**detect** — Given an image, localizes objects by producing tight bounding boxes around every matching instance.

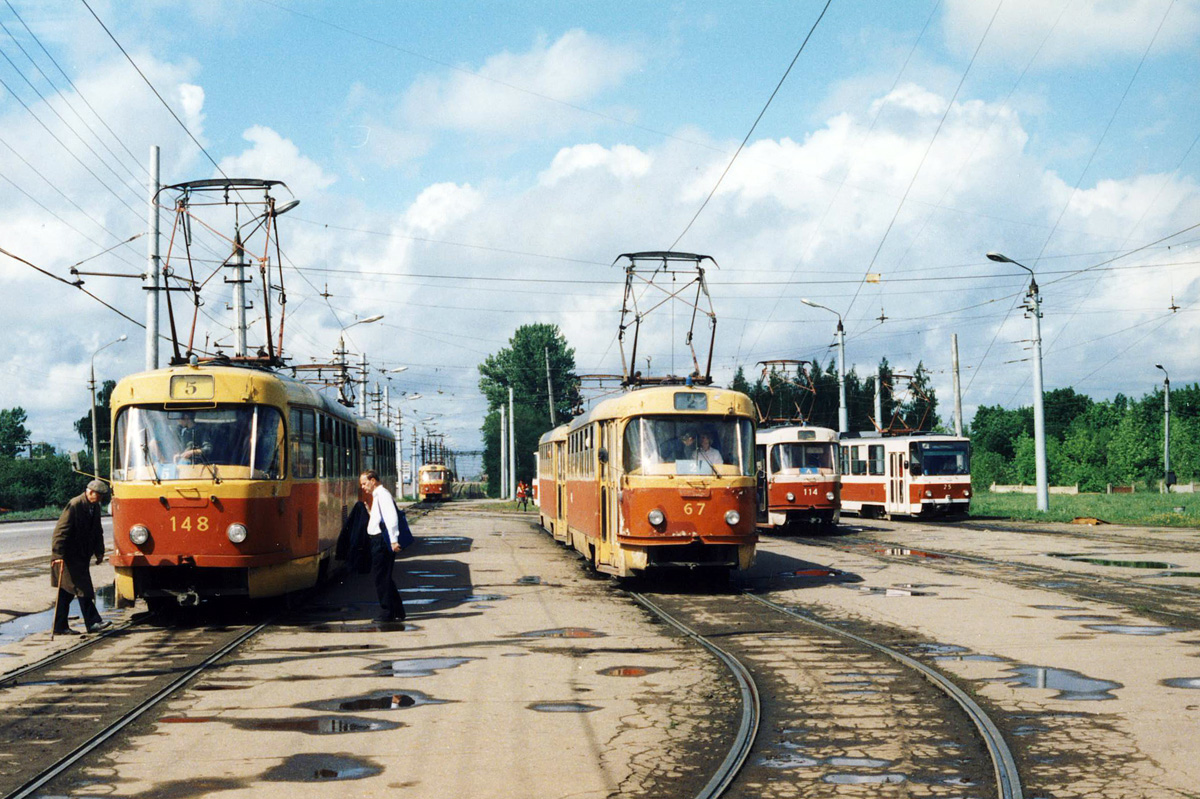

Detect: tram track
[629,587,1021,798]
[0,619,267,799]
[789,527,1200,628]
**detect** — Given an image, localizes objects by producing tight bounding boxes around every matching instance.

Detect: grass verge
[970,491,1198,527]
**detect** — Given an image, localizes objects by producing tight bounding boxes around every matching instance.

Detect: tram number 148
[169,515,210,532]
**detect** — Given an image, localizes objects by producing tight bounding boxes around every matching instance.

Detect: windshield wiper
[140,431,160,485]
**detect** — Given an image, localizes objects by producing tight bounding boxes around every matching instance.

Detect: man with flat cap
[50,479,113,635]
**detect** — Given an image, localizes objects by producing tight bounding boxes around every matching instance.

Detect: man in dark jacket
[51,479,112,635]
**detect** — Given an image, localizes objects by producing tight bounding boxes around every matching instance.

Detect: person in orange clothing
[516,480,529,511]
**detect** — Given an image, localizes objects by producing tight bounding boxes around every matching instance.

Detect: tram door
[555,441,567,540]
[755,444,768,523]
[888,451,906,512]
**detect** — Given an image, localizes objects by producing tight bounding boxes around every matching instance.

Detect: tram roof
[756,425,839,445]
[112,364,362,426]
[538,423,571,447]
[567,384,754,432]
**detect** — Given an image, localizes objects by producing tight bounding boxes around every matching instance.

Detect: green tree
[74,379,117,469]
[0,407,30,458]
[478,324,580,497]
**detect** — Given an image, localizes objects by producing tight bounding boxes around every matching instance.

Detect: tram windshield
[112,405,285,482]
[770,442,837,475]
[622,416,754,476]
[422,469,448,482]
[909,440,971,476]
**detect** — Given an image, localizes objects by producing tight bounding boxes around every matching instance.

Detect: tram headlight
[129,525,150,546]
[964,489,971,498]
[226,523,248,544]
[924,489,933,498]
[725,510,741,526]
[786,492,796,502]
[825,491,835,501]
[647,509,665,526]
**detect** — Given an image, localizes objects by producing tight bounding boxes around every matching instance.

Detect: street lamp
[987,251,1049,512]
[335,315,384,410]
[90,334,127,476]
[1155,364,1172,489]
[800,298,848,433]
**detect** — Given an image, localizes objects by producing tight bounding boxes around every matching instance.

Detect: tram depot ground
[2,499,1200,797]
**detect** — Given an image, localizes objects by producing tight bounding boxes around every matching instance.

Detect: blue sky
[1,0,1198,454]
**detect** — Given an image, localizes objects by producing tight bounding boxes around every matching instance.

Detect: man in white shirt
[359,469,405,623]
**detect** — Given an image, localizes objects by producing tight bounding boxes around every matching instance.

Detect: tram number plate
[683,502,706,516]
[170,374,214,400]
[169,515,211,533]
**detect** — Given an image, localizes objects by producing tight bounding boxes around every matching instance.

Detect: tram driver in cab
[172,411,214,464]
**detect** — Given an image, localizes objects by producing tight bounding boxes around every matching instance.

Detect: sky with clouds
[1,0,1198,460]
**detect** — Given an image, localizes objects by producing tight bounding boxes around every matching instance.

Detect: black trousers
[54,588,102,632]
[369,533,405,621]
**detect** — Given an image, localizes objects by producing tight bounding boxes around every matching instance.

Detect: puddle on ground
[1084,624,1183,636]
[1000,665,1122,700]
[598,666,662,677]
[824,773,907,784]
[873,547,944,559]
[0,591,117,644]
[262,753,382,782]
[857,586,933,597]
[1032,605,1082,611]
[377,656,479,677]
[1037,581,1079,589]
[516,575,543,585]
[461,594,508,602]
[1163,677,1200,689]
[778,568,844,578]
[1058,614,1121,622]
[1048,553,1180,569]
[517,628,607,639]
[301,690,446,712]
[234,716,401,734]
[528,701,601,713]
[761,754,821,768]
[262,644,387,654]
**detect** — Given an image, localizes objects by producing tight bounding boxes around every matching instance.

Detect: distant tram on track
[538,384,758,577]
[108,363,396,609]
[755,425,840,532]
[418,463,453,501]
[838,433,971,519]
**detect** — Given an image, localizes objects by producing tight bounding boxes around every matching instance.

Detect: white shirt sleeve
[374,485,400,546]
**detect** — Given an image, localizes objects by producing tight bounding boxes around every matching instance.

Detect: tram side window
[290,408,316,478]
[363,434,375,472]
[868,445,885,476]
[849,446,867,476]
[253,407,284,479]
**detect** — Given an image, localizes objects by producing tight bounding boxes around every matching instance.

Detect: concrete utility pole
[545,346,557,426]
[951,333,964,437]
[359,353,369,416]
[873,371,883,432]
[801,299,847,433]
[231,229,248,357]
[988,252,1049,512]
[499,403,508,499]
[1156,364,1172,489]
[509,386,517,499]
[145,145,160,370]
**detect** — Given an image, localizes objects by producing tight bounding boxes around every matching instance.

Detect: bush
[0,456,88,512]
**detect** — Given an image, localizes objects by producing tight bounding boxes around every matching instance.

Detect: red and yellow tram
[756,425,840,532]
[539,385,757,577]
[417,463,453,501]
[838,433,971,518]
[108,363,396,608]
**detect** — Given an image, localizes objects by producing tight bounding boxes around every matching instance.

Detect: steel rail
[5,622,267,799]
[745,592,1023,799]
[0,619,135,689]
[629,592,759,799]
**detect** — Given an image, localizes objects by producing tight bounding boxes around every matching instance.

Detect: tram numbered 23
[538,385,758,578]
[108,363,397,608]
[838,433,971,519]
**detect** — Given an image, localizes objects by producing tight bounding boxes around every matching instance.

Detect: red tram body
[418,463,453,502]
[108,364,396,607]
[838,433,971,519]
[755,425,840,532]
[538,385,757,577]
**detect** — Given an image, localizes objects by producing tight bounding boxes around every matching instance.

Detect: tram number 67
[169,515,210,533]
[683,502,706,516]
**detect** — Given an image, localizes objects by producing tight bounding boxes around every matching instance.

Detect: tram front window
[770,443,836,475]
[623,416,754,476]
[113,405,285,481]
[909,441,970,476]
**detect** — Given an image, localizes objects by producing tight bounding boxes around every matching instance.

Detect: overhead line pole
[144,145,160,370]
